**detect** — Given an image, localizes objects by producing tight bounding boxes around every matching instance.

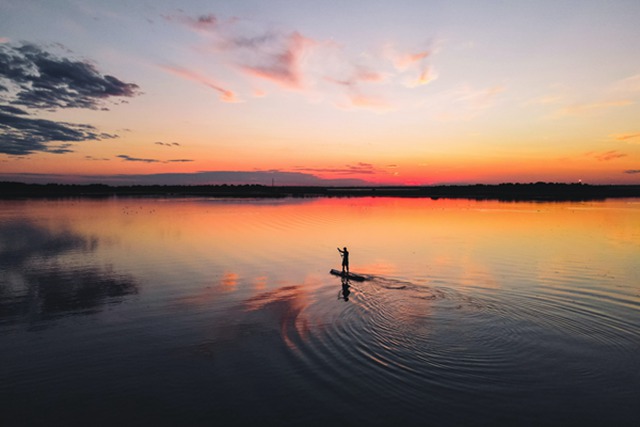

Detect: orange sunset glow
[1,1,640,185]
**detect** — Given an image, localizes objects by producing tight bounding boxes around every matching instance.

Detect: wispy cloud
[610,132,640,143]
[154,141,181,147]
[239,31,313,89]
[624,169,640,174]
[166,12,438,113]
[586,150,628,161]
[612,74,640,94]
[295,162,378,175]
[434,85,506,121]
[160,65,238,102]
[557,100,633,117]
[384,43,437,88]
[117,154,193,163]
[117,154,160,163]
[0,170,370,186]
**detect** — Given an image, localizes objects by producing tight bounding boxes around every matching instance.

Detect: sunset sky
[1,0,639,185]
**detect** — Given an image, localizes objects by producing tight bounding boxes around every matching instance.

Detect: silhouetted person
[340,276,351,301]
[337,246,349,274]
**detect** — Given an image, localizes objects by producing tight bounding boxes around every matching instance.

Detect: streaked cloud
[624,169,640,174]
[166,12,436,112]
[0,108,117,155]
[239,32,313,89]
[0,170,369,186]
[117,154,160,163]
[160,65,238,102]
[434,84,506,121]
[586,150,628,162]
[295,162,378,175]
[557,100,633,117]
[117,154,194,163]
[610,132,640,143]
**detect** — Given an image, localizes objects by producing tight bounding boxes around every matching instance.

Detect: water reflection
[0,220,137,326]
[0,197,638,426]
[0,219,97,266]
[340,277,351,301]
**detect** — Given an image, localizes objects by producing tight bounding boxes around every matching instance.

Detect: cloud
[0,43,140,110]
[160,65,238,102]
[154,141,181,147]
[117,154,193,163]
[403,66,438,88]
[341,92,392,112]
[612,74,640,94]
[0,42,139,155]
[0,110,117,155]
[167,12,436,112]
[0,170,370,186]
[239,31,313,89]
[588,150,628,161]
[624,169,640,174]
[557,100,633,117]
[610,132,640,143]
[295,162,378,175]
[434,85,506,121]
[117,154,160,163]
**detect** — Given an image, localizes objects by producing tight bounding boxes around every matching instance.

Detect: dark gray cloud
[624,169,640,174]
[0,42,140,155]
[0,43,140,110]
[295,162,378,175]
[117,154,160,163]
[154,141,181,147]
[0,110,117,155]
[117,154,193,163]
[0,170,369,186]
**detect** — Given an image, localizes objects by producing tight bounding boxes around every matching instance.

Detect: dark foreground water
[1,197,639,426]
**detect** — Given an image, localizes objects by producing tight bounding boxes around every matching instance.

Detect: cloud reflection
[0,220,137,326]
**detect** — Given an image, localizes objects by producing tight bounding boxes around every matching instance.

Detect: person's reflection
[340,276,351,301]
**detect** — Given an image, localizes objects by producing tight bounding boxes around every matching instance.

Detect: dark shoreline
[2,181,640,201]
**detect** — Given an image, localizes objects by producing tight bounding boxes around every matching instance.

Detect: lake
[1,196,639,426]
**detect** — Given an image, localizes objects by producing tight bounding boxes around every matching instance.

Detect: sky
[1,0,639,185]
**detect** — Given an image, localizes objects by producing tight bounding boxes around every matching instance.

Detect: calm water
[1,197,639,426]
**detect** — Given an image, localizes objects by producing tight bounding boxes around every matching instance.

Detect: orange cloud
[610,132,640,143]
[385,44,431,71]
[340,92,392,112]
[404,66,438,88]
[160,65,239,102]
[587,150,628,161]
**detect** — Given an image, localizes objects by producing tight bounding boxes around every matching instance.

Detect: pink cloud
[160,65,238,103]
[239,32,313,89]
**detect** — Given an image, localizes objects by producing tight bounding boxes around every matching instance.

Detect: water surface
[1,197,639,426]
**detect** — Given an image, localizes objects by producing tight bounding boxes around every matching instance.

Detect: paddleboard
[330,269,366,281]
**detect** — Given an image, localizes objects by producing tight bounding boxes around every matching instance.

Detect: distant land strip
[2,181,640,201]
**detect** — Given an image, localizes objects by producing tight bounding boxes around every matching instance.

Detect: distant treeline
[1,181,639,201]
